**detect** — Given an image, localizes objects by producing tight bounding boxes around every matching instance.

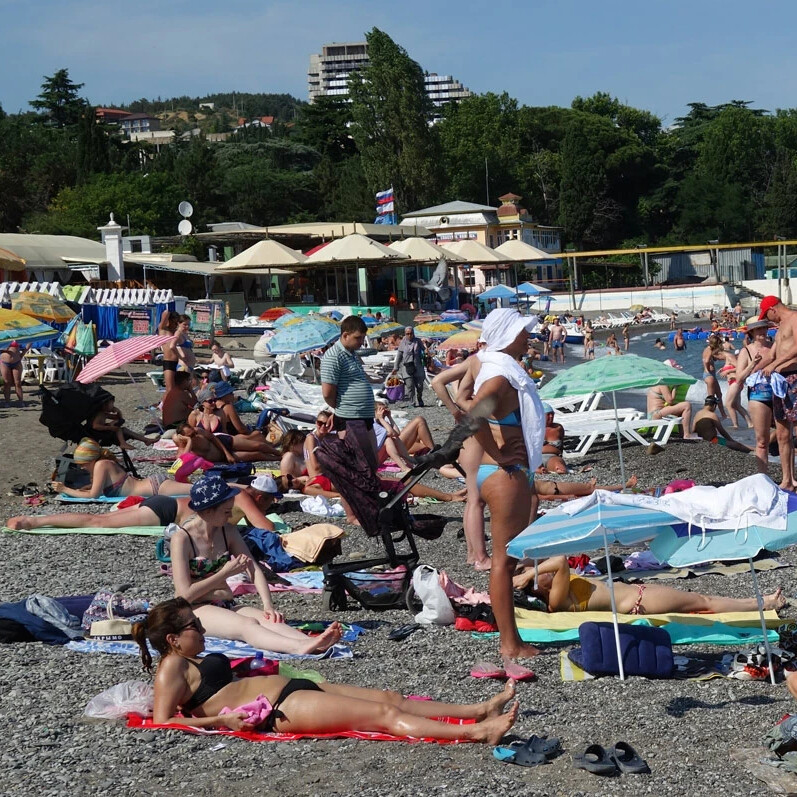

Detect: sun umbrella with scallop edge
[12,292,76,324]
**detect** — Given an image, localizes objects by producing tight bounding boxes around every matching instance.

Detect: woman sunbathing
[279,430,308,478]
[133,596,518,740]
[7,475,281,532]
[514,555,786,614]
[53,438,189,499]
[169,474,340,655]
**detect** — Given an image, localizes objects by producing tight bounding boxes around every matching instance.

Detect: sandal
[493,743,547,767]
[470,661,506,679]
[572,744,618,775]
[610,741,650,774]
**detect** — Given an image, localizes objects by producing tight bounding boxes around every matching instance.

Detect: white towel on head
[474,351,545,470]
[481,308,538,353]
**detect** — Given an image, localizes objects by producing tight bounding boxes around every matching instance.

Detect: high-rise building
[308,41,471,118]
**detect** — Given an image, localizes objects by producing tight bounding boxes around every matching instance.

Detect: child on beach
[90,398,157,450]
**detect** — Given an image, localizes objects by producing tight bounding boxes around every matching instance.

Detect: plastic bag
[84,681,155,720]
[412,565,455,626]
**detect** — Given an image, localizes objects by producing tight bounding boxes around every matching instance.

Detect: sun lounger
[544,392,604,413]
[562,415,682,457]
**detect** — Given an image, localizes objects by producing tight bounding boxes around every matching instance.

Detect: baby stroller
[315,418,476,612]
[39,382,139,479]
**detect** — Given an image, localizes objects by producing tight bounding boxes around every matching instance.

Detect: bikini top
[181,526,231,579]
[488,408,522,427]
[181,653,233,713]
[569,576,594,612]
[103,473,129,497]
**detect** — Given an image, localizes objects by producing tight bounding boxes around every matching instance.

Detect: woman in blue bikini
[468,309,545,662]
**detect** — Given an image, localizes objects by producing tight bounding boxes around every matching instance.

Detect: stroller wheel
[404,582,423,616]
[323,585,348,612]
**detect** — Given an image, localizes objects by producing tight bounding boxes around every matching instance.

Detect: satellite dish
[440,216,449,225]
[178,201,194,218]
[178,219,193,236]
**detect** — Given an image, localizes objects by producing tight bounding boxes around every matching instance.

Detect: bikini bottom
[477,463,535,492]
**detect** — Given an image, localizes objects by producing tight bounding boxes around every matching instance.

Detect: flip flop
[572,744,618,775]
[502,657,537,682]
[493,744,547,767]
[511,734,562,759]
[610,741,650,774]
[388,623,422,641]
[470,661,506,679]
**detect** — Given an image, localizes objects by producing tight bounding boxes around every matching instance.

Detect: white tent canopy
[438,240,510,263]
[388,237,467,263]
[305,233,409,264]
[494,239,555,261]
[214,239,306,272]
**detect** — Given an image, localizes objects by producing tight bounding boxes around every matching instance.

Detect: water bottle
[250,652,265,673]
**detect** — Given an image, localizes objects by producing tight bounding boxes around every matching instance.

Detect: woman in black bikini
[133,597,518,740]
[169,474,342,655]
[0,340,27,404]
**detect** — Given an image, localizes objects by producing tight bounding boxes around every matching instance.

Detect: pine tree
[31,68,86,127]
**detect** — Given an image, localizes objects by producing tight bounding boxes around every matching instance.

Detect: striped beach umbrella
[76,334,176,384]
[0,309,58,349]
[413,322,460,340]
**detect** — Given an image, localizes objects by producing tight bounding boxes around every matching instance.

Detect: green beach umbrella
[540,354,697,485]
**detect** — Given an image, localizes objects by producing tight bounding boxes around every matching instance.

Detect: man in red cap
[759,296,797,489]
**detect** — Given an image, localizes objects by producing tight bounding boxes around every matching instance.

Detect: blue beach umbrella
[266,318,340,355]
[508,496,681,680]
[478,284,518,301]
[361,315,378,327]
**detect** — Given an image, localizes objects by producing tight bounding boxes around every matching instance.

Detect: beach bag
[384,376,404,403]
[571,621,673,678]
[412,565,455,626]
[82,590,149,635]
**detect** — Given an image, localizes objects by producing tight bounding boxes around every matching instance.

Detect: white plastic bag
[84,681,155,720]
[412,565,455,626]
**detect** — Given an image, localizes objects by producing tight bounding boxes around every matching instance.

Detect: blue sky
[2,0,797,123]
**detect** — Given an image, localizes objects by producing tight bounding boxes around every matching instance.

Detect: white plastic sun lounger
[563,416,682,458]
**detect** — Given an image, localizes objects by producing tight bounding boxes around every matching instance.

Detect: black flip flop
[610,741,650,774]
[493,744,547,767]
[388,623,422,641]
[573,744,618,776]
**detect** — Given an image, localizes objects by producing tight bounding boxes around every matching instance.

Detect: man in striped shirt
[321,315,378,470]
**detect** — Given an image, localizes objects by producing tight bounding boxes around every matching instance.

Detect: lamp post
[636,243,649,288]
[775,236,787,303]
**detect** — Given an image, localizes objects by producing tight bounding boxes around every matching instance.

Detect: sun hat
[213,381,234,399]
[8,341,19,349]
[250,473,283,498]
[759,295,781,320]
[196,386,216,404]
[745,318,772,332]
[480,309,538,352]
[188,473,238,512]
[663,359,683,370]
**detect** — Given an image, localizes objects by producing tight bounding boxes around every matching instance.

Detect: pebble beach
[0,338,794,797]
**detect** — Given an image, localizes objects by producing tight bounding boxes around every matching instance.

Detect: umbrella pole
[126,368,164,431]
[603,527,626,681]
[748,556,777,685]
[611,391,627,489]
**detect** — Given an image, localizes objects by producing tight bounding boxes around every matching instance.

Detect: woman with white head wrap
[468,308,545,662]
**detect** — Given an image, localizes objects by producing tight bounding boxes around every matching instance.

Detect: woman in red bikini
[133,597,518,740]
[514,555,786,614]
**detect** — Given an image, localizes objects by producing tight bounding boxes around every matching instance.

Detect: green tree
[76,107,113,184]
[349,28,442,212]
[30,68,86,128]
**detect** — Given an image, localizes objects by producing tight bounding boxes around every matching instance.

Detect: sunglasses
[179,617,203,634]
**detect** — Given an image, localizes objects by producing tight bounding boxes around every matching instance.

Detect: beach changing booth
[79,288,175,343]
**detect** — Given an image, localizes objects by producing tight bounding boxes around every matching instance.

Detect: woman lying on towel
[52,438,191,500]
[7,474,283,532]
[133,596,518,740]
[514,555,786,614]
[169,474,340,655]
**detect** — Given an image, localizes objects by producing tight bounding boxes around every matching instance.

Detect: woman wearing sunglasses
[134,596,518,740]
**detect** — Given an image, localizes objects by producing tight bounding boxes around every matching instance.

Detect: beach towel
[2,525,164,536]
[474,350,545,470]
[67,636,354,659]
[58,493,189,503]
[127,712,476,744]
[617,557,788,582]
[560,474,787,531]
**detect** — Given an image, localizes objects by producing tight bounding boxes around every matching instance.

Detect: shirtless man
[759,296,797,490]
[583,321,595,360]
[674,329,687,351]
[692,396,751,453]
[550,319,566,363]
[175,315,194,372]
[158,311,182,391]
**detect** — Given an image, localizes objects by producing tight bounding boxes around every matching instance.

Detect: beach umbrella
[273,311,301,328]
[304,234,409,264]
[508,496,681,680]
[213,239,306,271]
[321,310,344,321]
[413,321,460,340]
[439,309,469,323]
[12,291,76,324]
[0,247,27,271]
[76,334,176,384]
[388,237,467,263]
[0,309,58,349]
[436,329,481,352]
[361,315,379,327]
[259,307,295,322]
[463,319,483,331]
[540,355,697,485]
[517,281,551,295]
[478,284,518,302]
[367,322,404,339]
[266,318,340,355]
[413,312,440,323]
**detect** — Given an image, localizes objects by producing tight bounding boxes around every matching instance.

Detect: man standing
[321,315,378,471]
[759,296,797,490]
[550,318,566,363]
[392,326,425,407]
[158,310,182,391]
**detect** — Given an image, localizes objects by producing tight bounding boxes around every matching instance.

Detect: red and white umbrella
[77,335,176,384]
